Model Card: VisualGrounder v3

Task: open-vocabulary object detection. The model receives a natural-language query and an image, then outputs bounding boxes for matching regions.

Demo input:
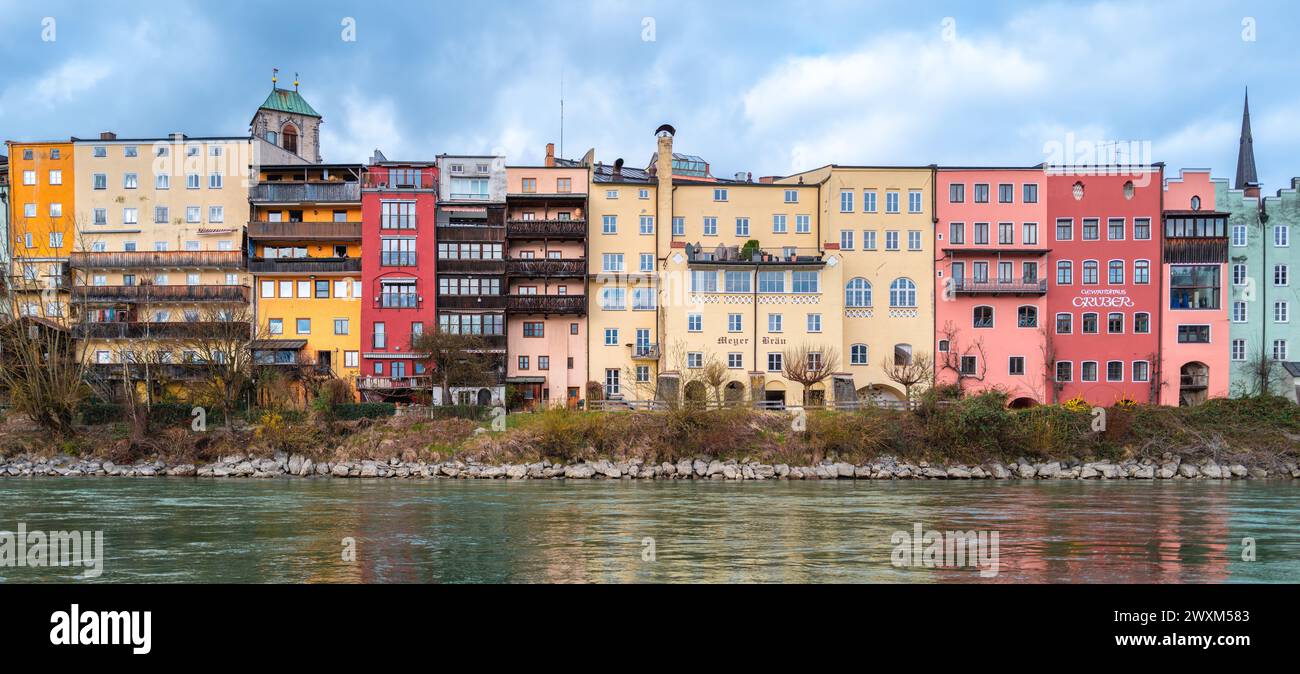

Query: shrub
[79,401,123,425]
[333,403,396,420]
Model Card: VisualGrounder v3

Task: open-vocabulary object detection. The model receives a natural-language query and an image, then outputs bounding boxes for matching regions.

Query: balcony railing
[377,294,421,309]
[249,182,361,203]
[248,257,361,274]
[437,258,506,273]
[356,375,433,390]
[506,259,585,277]
[248,221,362,241]
[437,225,505,242]
[686,244,825,266]
[75,321,251,340]
[438,295,507,310]
[380,252,418,267]
[952,278,1049,295]
[630,344,660,360]
[73,285,250,304]
[363,172,431,190]
[69,251,244,270]
[506,294,586,314]
[506,219,587,238]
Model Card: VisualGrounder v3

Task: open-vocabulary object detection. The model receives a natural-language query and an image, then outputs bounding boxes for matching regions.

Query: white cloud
[319,93,405,164]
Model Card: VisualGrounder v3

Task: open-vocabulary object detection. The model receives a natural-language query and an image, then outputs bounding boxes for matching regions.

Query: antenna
[560,67,565,159]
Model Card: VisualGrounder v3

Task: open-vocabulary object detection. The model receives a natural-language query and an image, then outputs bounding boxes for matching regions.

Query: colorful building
[504,145,589,408]
[0,152,9,316]
[1161,169,1230,404]
[4,140,75,322]
[357,154,439,401]
[1046,166,1164,404]
[248,163,363,398]
[934,167,1049,405]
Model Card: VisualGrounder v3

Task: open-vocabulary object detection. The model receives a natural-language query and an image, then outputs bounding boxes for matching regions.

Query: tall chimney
[545,142,555,168]
[655,125,675,240]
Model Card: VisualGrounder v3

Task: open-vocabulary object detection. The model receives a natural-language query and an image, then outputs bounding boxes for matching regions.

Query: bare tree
[0,315,87,438]
[882,349,933,401]
[410,329,497,406]
[1236,349,1283,398]
[782,343,840,406]
[700,357,730,405]
[938,321,987,393]
[180,305,259,430]
[1038,325,1061,404]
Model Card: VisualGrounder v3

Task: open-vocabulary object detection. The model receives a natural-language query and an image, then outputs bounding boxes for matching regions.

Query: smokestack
[100,131,116,141]
[614,158,624,178]
[655,124,675,240]
[545,142,555,168]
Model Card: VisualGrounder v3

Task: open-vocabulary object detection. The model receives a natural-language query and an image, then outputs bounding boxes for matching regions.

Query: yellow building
[777,166,936,402]
[68,134,252,384]
[248,163,363,399]
[5,140,75,322]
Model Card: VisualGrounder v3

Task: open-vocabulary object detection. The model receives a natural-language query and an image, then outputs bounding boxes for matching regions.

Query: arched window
[973,305,993,328]
[282,123,299,155]
[1057,260,1073,285]
[1018,305,1038,328]
[850,344,869,365]
[1083,260,1098,284]
[1190,195,1201,211]
[845,277,872,307]
[889,278,916,307]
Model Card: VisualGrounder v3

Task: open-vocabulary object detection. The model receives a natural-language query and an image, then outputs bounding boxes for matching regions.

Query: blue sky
[2,0,1298,190]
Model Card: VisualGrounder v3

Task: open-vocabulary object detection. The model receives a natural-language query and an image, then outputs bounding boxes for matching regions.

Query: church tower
[1235,88,1259,198]
[250,70,322,164]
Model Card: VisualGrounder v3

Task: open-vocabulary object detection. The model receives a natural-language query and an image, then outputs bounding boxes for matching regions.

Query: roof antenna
[559,67,565,160]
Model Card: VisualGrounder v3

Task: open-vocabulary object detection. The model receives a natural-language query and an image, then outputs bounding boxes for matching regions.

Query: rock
[506,465,527,479]
[234,461,255,477]
[722,464,740,480]
[1016,463,1037,479]
[922,466,948,479]
[1157,468,1175,479]
[359,461,379,478]
[754,464,776,479]
[167,464,196,477]
[1178,464,1199,479]
[299,459,314,476]
[287,454,304,475]
[1201,462,1223,479]
[706,460,724,477]
[660,462,677,476]
[480,466,505,479]
[212,466,231,477]
[854,465,873,478]
[693,460,708,477]
[947,467,972,479]
[741,465,756,480]
[1229,464,1248,478]
[834,462,855,478]
[332,463,350,477]
[970,466,987,479]
[1080,465,1099,479]
[1161,461,1179,475]
[1133,466,1155,479]
[987,463,1010,479]
[316,462,331,475]
[1096,464,1120,479]
[1037,462,1061,479]
[564,464,595,479]
[1249,467,1268,479]
[774,464,790,478]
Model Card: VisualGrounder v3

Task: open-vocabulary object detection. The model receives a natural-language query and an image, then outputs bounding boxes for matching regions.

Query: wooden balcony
[506,258,585,277]
[952,278,1048,295]
[437,225,505,242]
[506,294,586,314]
[248,257,361,274]
[506,219,587,238]
[249,182,361,203]
[69,251,243,270]
[75,321,251,340]
[438,295,508,310]
[248,221,362,241]
[437,259,506,273]
[73,284,251,304]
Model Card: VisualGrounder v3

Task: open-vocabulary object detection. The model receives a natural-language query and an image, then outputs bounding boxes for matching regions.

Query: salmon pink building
[357,155,439,401]
[1046,167,1164,404]
[934,168,1050,406]
[1161,169,1230,405]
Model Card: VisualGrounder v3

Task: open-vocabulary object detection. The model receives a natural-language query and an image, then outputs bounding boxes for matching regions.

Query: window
[334,319,350,335]
[1105,361,1123,382]
[759,271,785,293]
[602,215,617,234]
[728,313,743,332]
[1134,218,1151,240]
[886,191,899,213]
[1232,301,1248,323]
[1081,361,1098,382]
[604,328,619,345]
[635,365,650,382]
[840,230,854,250]
[1022,222,1038,245]
[123,208,139,225]
[728,353,743,369]
[784,189,798,203]
[1009,356,1025,375]
[863,191,877,213]
[974,223,989,245]
[1023,184,1038,203]
[767,353,783,372]
[998,184,1013,203]
[889,278,917,307]
[1108,312,1124,333]
[1170,265,1221,309]
[600,287,626,310]
[210,173,223,189]
[768,313,783,332]
[724,270,751,293]
[1082,312,1098,334]
[638,189,649,199]
[1177,325,1211,343]
[49,170,63,185]
[1134,312,1151,334]
[703,217,718,236]
[1276,300,1290,323]
[640,253,654,272]
[1232,224,1247,247]
[845,278,872,307]
[1108,260,1124,284]
[296,318,311,335]
[1232,263,1248,286]
[908,190,922,213]
[772,214,787,234]
[602,253,624,272]
[523,321,544,337]
[960,355,977,376]
[1108,218,1125,240]
[791,271,819,293]
[687,313,702,332]
[690,270,717,293]
[1082,218,1099,240]
[605,369,620,398]
[380,201,416,229]
[714,188,728,202]
[672,217,685,236]
[807,313,822,333]
[1083,261,1099,285]
[908,231,922,251]
[1275,225,1289,247]
[973,305,993,328]
[518,356,530,370]
[885,231,899,250]
[998,222,1014,245]
[640,215,654,235]
[605,189,618,199]
[850,344,868,365]
[973,184,989,203]
[949,184,965,203]
[1231,340,1247,362]
[1017,305,1037,328]
[1134,260,1150,284]
[209,206,224,223]
[949,222,965,245]
[840,190,854,212]
[863,230,876,250]
[735,217,749,237]
[1275,264,1289,287]
[1056,218,1073,241]
[521,177,537,193]
[92,173,106,190]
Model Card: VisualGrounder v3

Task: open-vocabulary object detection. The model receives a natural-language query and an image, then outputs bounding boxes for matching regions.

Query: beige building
[69,133,254,375]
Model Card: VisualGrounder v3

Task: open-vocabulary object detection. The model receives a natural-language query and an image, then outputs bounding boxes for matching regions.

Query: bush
[79,401,123,425]
[333,403,396,420]
[420,404,492,421]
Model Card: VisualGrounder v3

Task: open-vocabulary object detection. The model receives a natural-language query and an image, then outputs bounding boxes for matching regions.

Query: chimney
[545,142,555,168]
[655,124,675,239]
[100,131,117,141]
[613,158,624,178]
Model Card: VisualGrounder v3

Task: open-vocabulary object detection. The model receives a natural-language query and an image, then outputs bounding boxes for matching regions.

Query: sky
[1,0,1298,191]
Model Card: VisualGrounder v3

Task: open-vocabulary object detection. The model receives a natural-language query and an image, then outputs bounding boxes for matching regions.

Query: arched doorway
[683,380,707,406]
[1009,397,1038,409]
[724,381,745,404]
[1179,362,1209,406]
[477,388,492,406]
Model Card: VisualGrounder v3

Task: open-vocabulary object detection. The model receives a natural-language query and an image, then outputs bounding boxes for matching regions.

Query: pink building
[934,168,1050,406]
[1161,169,1230,404]
[503,147,588,408]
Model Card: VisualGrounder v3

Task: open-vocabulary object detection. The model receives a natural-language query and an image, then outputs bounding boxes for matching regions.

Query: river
[1,478,1296,583]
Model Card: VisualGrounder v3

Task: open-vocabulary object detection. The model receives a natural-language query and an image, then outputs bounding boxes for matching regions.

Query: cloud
[319,92,406,164]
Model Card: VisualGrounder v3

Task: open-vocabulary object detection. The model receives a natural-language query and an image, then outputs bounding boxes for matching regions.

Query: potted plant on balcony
[741,239,762,262]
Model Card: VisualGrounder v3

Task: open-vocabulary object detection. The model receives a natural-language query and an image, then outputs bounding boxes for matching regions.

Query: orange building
[5,140,75,321]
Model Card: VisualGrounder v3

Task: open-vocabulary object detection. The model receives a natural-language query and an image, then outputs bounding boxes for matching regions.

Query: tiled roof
[592,162,653,183]
[258,88,321,118]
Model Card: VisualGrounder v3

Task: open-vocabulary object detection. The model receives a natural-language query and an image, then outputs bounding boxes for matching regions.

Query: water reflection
[0,479,1295,583]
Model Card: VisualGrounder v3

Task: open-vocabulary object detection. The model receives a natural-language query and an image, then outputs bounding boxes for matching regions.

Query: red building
[357,155,439,401]
[1046,166,1164,404]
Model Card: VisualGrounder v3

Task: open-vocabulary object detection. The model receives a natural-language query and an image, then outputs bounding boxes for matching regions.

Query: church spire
[1235,87,1259,194]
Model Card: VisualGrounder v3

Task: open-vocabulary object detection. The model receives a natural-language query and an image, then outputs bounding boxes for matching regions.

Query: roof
[251,339,307,350]
[1236,89,1258,189]
[1283,362,1300,378]
[592,162,653,184]
[257,88,320,119]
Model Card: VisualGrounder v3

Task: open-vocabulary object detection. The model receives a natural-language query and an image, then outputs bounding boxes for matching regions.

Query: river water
[0,478,1296,583]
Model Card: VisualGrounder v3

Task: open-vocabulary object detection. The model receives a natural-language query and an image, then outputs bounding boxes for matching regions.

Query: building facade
[5,140,75,322]
[249,163,363,395]
[504,148,588,408]
[0,152,9,316]
[1046,167,1164,404]
[934,168,1049,405]
[357,156,439,401]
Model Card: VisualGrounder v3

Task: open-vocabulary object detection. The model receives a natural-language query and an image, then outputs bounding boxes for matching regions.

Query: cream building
[69,133,254,376]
